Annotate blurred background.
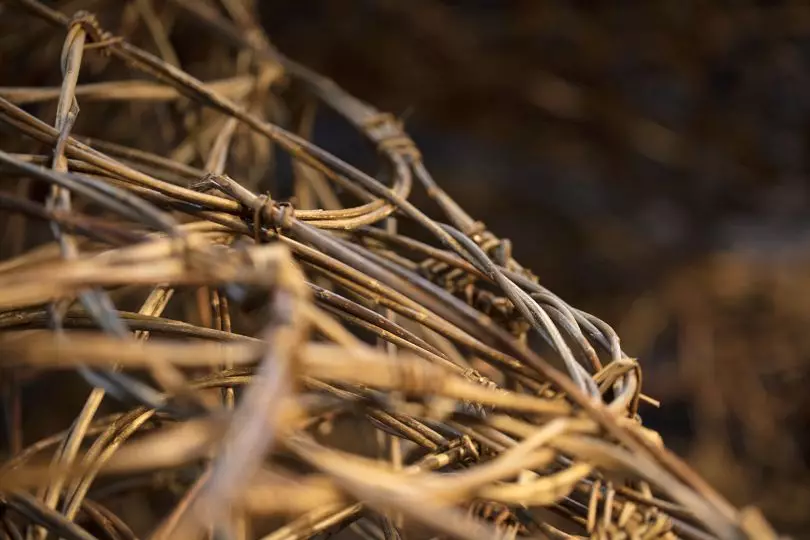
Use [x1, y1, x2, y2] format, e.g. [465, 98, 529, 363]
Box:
[1, 0, 809, 537]
[257, 1, 810, 536]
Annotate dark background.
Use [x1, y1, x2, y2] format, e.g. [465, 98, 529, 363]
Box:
[258, 1, 810, 535]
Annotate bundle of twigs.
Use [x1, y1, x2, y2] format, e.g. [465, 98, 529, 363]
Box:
[0, 1, 782, 539]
